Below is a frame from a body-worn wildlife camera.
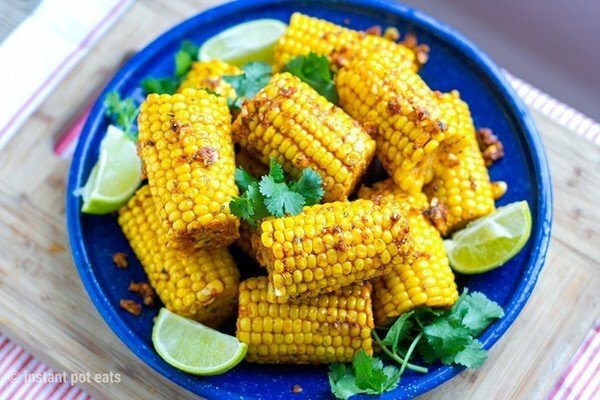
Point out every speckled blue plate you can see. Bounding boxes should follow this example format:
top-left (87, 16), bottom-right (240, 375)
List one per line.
top-left (66, 0), bottom-right (552, 398)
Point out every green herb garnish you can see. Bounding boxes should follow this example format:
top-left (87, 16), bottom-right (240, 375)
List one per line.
top-left (329, 350), bottom-right (401, 400)
top-left (328, 290), bottom-right (504, 399)
top-left (223, 62), bottom-right (272, 109)
top-left (141, 40), bottom-right (199, 95)
top-left (285, 53), bottom-right (338, 103)
top-left (103, 91), bottom-right (139, 139)
top-left (229, 157), bottom-right (324, 227)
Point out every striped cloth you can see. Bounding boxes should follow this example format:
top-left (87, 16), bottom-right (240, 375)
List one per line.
top-left (0, 334), bottom-right (91, 400)
top-left (547, 320), bottom-right (600, 400)
top-left (0, 0), bottom-right (134, 150)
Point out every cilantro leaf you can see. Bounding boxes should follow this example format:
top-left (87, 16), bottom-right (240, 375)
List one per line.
top-left (223, 62), bottom-right (272, 109)
top-left (381, 311), bottom-right (414, 355)
top-left (450, 290), bottom-right (505, 336)
top-left (142, 40), bottom-right (198, 95)
top-left (175, 40), bottom-right (198, 77)
top-left (268, 157), bottom-right (285, 183)
top-left (230, 159), bottom-right (324, 225)
top-left (285, 53), bottom-right (338, 103)
top-left (234, 167), bottom-right (258, 192)
top-left (328, 350), bottom-right (400, 400)
top-left (103, 91), bottom-right (139, 138)
top-left (290, 168), bottom-right (324, 206)
top-left (453, 340), bottom-right (488, 369)
top-left (141, 77), bottom-right (179, 95)
top-left (329, 364), bottom-right (362, 400)
top-left (229, 194), bottom-right (254, 223)
top-left (423, 318), bottom-right (472, 364)
top-left (259, 176), bottom-right (305, 217)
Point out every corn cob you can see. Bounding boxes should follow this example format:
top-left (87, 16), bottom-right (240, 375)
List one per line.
top-left (274, 13), bottom-right (419, 72)
top-left (358, 179), bottom-right (458, 325)
top-left (335, 49), bottom-right (463, 194)
top-left (237, 276), bottom-right (374, 364)
top-left (423, 91), bottom-right (495, 233)
top-left (178, 60), bottom-right (241, 99)
top-left (138, 88), bottom-right (240, 250)
top-left (118, 186), bottom-right (240, 327)
top-left (232, 72), bottom-right (376, 202)
top-left (254, 199), bottom-right (413, 303)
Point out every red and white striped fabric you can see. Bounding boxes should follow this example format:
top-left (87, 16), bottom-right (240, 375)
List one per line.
top-left (502, 70), bottom-right (600, 145)
top-left (0, 333), bottom-right (92, 400)
top-left (0, 0), bottom-right (134, 150)
top-left (547, 320), bottom-right (600, 400)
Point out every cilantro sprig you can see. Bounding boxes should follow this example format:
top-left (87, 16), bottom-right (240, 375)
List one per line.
top-left (328, 290), bottom-right (504, 399)
top-left (285, 53), bottom-right (338, 104)
top-left (223, 62), bottom-right (272, 109)
top-left (229, 158), bottom-right (324, 227)
top-left (141, 40), bottom-right (199, 95)
top-left (103, 91), bottom-right (139, 140)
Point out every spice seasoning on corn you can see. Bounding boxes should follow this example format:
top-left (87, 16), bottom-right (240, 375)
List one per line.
top-left (232, 72), bottom-right (376, 202)
top-left (118, 185), bottom-right (240, 327)
top-left (253, 199), bottom-right (414, 303)
top-left (138, 88), bottom-right (240, 250)
top-left (237, 276), bottom-right (374, 364)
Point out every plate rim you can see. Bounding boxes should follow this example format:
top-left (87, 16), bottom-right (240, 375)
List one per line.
top-left (66, 0), bottom-right (553, 398)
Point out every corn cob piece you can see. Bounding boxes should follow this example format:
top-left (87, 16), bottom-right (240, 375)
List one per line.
top-left (232, 72), bottom-right (376, 202)
top-left (237, 276), bottom-right (374, 364)
top-left (178, 60), bottom-right (241, 99)
top-left (138, 88), bottom-right (239, 250)
top-left (336, 49), bottom-right (464, 194)
top-left (274, 13), bottom-right (419, 72)
top-left (358, 179), bottom-right (458, 325)
top-left (254, 199), bottom-right (413, 303)
top-left (118, 186), bottom-right (240, 327)
top-left (423, 91), bottom-right (495, 233)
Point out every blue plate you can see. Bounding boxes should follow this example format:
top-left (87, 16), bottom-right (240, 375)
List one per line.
top-left (66, 0), bottom-right (553, 398)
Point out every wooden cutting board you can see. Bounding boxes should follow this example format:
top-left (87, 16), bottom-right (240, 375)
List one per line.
top-left (0, 1), bottom-right (598, 399)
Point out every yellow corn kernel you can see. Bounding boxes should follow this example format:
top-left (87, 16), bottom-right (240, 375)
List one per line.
top-left (424, 91), bottom-right (495, 233)
top-left (358, 179), bottom-right (459, 325)
top-left (274, 13), bottom-right (419, 72)
top-left (237, 276), bottom-right (374, 364)
top-left (178, 60), bottom-right (241, 99)
top-left (138, 88), bottom-right (240, 250)
top-left (118, 186), bottom-right (240, 327)
top-left (254, 199), bottom-right (414, 303)
top-left (232, 73), bottom-right (376, 202)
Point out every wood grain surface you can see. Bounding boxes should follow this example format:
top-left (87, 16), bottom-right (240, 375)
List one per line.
top-left (0, 1), bottom-right (598, 399)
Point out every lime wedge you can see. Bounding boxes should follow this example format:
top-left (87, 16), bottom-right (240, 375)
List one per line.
top-left (152, 308), bottom-right (247, 375)
top-left (80, 125), bottom-right (142, 214)
top-left (198, 19), bottom-right (287, 66)
top-left (445, 201), bottom-right (532, 274)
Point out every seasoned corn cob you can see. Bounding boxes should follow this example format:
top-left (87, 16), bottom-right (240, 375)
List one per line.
top-left (274, 13), bottom-right (419, 72)
top-left (358, 179), bottom-right (458, 325)
top-left (232, 73), bottom-right (376, 202)
top-left (254, 199), bottom-right (414, 303)
top-left (138, 88), bottom-right (240, 250)
top-left (335, 49), bottom-right (462, 194)
top-left (178, 60), bottom-right (241, 98)
top-left (118, 186), bottom-right (240, 327)
top-left (424, 91), bottom-right (495, 233)
top-left (237, 276), bottom-right (374, 364)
